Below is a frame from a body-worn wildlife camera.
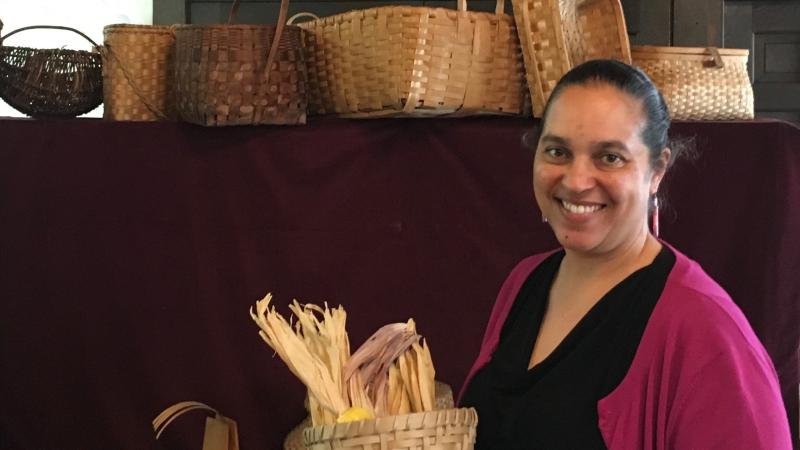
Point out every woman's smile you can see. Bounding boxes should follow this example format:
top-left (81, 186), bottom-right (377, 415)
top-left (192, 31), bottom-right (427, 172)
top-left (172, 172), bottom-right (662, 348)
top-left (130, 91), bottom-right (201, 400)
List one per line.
top-left (557, 198), bottom-right (606, 218)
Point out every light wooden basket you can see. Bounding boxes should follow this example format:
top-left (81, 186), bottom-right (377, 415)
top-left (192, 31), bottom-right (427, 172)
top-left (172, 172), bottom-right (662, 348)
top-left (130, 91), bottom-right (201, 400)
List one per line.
top-left (511, 0), bottom-right (631, 116)
top-left (289, 0), bottom-right (530, 118)
top-left (303, 407), bottom-right (477, 450)
top-left (173, 0), bottom-right (307, 126)
top-left (101, 24), bottom-right (176, 121)
top-left (632, 45), bottom-right (754, 120)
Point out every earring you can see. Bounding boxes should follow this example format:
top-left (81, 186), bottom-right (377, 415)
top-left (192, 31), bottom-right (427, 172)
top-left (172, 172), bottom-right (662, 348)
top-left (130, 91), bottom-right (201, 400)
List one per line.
top-left (651, 196), bottom-right (660, 237)
top-left (542, 214), bottom-right (548, 223)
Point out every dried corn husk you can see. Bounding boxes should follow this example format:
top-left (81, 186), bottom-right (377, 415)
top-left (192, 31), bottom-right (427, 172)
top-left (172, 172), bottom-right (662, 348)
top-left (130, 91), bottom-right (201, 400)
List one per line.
top-left (343, 320), bottom-right (420, 414)
top-left (250, 293), bottom-right (349, 425)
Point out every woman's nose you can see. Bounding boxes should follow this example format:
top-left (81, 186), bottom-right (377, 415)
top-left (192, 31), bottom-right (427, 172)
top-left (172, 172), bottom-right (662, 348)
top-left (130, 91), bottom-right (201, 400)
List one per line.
top-left (561, 159), bottom-right (597, 192)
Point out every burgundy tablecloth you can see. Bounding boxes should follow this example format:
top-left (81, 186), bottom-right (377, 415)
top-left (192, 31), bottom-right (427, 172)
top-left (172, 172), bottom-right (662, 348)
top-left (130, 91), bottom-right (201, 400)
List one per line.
top-left (0, 117), bottom-right (797, 449)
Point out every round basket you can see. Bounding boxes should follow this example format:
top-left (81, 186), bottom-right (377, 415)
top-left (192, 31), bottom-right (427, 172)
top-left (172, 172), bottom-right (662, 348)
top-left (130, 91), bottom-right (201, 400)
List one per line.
top-left (102, 24), bottom-right (176, 121)
top-left (303, 407), bottom-right (478, 450)
top-left (0, 24), bottom-right (103, 117)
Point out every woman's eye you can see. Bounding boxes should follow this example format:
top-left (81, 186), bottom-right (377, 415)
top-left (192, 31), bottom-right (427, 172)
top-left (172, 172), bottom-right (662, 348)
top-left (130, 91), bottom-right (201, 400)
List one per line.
top-left (544, 147), bottom-right (566, 158)
top-left (600, 153), bottom-right (624, 165)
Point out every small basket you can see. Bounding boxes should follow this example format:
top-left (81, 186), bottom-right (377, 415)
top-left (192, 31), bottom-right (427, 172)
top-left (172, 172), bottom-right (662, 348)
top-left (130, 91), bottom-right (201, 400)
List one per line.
top-left (101, 24), bottom-right (176, 121)
top-left (173, 0), bottom-right (307, 126)
top-left (303, 407), bottom-right (477, 450)
top-left (632, 45), bottom-right (754, 120)
top-left (284, 381), bottom-right (456, 450)
top-left (289, 0), bottom-right (530, 118)
top-left (0, 23), bottom-right (103, 117)
top-left (511, 0), bottom-right (631, 116)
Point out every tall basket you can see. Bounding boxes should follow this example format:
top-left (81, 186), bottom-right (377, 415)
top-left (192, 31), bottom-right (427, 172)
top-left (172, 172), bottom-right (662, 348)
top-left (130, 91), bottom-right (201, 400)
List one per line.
top-left (289, 0), bottom-right (530, 118)
top-left (173, 0), bottom-right (307, 126)
top-left (101, 24), bottom-right (176, 121)
top-left (511, 0), bottom-right (631, 116)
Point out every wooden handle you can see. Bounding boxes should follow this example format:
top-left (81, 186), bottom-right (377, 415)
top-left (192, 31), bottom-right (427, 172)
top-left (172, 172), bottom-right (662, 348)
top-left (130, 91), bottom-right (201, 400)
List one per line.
top-left (262, 0), bottom-right (291, 85)
top-left (227, 0), bottom-right (241, 24)
top-left (0, 25), bottom-right (100, 48)
top-left (287, 12), bottom-right (320, 25)
top-left (708, 47), bottom-right (725, 69)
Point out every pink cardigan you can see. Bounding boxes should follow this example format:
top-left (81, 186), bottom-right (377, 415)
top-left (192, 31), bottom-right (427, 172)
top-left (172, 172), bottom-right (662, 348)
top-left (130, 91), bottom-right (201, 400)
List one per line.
top-left (459, 244), bottom-right (792, 449)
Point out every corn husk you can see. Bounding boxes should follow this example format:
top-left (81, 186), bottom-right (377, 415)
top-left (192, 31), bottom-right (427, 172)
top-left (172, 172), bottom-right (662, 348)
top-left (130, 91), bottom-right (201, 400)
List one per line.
top-left (250, 294), bottom-right (349, 425)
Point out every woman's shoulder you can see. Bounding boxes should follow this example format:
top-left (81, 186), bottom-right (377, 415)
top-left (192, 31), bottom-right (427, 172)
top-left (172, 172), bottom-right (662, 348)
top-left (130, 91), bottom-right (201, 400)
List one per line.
top-left (648, 245), bottom-right (772, 368)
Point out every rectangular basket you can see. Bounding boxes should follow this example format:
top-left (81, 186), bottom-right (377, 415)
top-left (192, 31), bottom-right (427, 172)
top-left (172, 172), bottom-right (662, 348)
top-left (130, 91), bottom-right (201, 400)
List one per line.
top-left (290, 0), bottom-right (530, 118)
top-left (102, 24), bottom-right (176, 121)
top-left (511, 0), bottom-right (631, 116)
top-left (173, 0), bottom-right (307, 126)
top-left (632, 45), bottom-right (754, 120)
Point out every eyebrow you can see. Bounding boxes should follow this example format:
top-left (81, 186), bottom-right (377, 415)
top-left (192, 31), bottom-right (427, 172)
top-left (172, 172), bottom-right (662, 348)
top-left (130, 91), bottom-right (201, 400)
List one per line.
top-left (539, 134), bottom-right (569, 146)
top-left (597, 140), bottom-right (631, 153)
top-left (540, 134), bottom-right (631, 153)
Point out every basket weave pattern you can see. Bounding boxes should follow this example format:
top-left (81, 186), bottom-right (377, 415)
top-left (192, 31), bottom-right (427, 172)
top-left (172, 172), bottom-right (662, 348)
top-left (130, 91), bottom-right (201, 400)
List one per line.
top-left (632, 46), bottom-right (754, 120)
top-left (173, 24), bottom-right (307, 126)
top-left (297, 4), bottom-right (529, 117)
top-left (512, 0), bottom-right (630, 116)
top-left (102, 24), bottom-right (176, 121)
top-left (304, 408), bottom-right (477, 450)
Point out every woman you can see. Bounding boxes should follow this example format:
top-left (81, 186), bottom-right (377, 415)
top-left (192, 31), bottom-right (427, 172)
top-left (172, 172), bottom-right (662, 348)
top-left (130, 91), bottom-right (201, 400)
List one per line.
top-left (459, 60), bottom-right (792, 449)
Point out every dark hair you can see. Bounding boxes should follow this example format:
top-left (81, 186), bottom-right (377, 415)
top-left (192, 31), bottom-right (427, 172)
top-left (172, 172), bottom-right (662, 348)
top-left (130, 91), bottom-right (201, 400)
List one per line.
top-left (536, 59), bottom-right (676, 170)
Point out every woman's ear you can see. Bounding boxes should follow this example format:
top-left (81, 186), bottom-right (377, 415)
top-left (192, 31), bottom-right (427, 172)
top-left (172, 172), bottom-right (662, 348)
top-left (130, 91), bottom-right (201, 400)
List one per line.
top-left (650, 147), bottom-right (671, 194)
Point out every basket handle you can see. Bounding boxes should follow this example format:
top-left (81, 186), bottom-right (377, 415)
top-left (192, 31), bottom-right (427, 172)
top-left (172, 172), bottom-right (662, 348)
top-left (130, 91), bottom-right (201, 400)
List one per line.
top-left (707, 47), bottom-right (725, 69)
top-left (287, 12), bottom-right (320, 25)
top-left (226, 0), bottom-right (290, 87)
top-left (227, 0), bottom-right (242, 24)
top-left (0, 25), bottom-right (100, 48)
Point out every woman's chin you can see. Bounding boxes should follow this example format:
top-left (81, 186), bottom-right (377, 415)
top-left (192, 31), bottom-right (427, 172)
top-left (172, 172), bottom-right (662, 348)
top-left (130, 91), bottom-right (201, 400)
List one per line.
top-left (554, 232), bottom-right (603, 254)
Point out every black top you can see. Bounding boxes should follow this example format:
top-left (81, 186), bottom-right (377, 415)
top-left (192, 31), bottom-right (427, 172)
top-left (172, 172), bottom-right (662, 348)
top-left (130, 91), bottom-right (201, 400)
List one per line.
top-left (461, 246), bottom-right (676, 449)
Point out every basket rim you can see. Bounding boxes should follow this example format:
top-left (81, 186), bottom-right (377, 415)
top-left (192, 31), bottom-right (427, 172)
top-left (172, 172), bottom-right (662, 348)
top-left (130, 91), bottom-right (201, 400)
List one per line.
top-left (632, 45), bottom-right (749, 56)
top-left (0, 45), bottom-right (99, 56)
top-left (103, 23), bottom-right (175, 34)
top-left (303, 407), bottom-right (478, 434)
top-left (173, 23), bottom-right (303, 31)
top-left (296, 5), bottom-right (515, 23)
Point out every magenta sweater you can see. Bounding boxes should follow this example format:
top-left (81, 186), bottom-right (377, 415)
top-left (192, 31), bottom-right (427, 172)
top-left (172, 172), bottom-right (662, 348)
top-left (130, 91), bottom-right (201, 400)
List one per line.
top-left (459, 244), bottom-right (792, 449)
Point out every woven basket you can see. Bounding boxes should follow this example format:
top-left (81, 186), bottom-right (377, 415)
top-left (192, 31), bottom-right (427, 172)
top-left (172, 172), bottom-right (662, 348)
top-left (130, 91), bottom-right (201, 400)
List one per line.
top-left (304, 407), bottom-right (477, 450)
top-left (632, 45), bottom-right (754, 120)
top-left (511, 0), bottom-right (631, 116)
top-left (101, 24), bottom-right (176, 121)
top-left (289, 0), bottom-right (529, 118)
top-left (0, 24), bottom-right (103, 117)
top-left (285, 381), bottom-right (456, 450)
top-left (173, 0), bottom-right (307, 126)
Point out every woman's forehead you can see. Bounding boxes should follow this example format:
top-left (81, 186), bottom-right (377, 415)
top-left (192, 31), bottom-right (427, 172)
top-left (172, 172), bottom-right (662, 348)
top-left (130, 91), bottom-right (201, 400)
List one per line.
top-left (544, 84), bottom-right (646, 144)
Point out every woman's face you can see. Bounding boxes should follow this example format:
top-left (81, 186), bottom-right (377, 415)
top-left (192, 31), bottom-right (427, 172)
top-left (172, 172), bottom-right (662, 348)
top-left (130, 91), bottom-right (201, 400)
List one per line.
top-left (533, 83), bottom-right (668, 256)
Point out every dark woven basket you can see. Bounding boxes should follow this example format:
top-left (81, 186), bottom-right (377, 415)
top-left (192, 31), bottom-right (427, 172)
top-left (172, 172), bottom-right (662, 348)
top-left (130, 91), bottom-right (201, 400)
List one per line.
top-left (0, 24), bottom-right (103, 117)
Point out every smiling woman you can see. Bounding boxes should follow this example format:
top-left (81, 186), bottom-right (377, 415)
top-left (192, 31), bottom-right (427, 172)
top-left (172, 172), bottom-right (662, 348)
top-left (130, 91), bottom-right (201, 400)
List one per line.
top-left (459, 60), bottom-right (793, 449)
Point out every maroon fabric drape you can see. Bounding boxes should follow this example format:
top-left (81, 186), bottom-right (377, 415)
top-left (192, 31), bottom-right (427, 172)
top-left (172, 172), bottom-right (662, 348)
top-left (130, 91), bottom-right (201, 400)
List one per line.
top-left (0, 117), bottom-right (797, 449)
